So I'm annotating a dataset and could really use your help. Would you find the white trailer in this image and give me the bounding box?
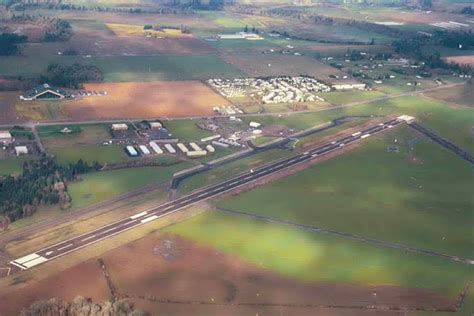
[201,135,221,142]
[177,143,189,153]
[205,144,215,153]
[189,142,202,151]
[164,144,176,154]
[186,150,207,158]
[139,145,151,155]
[212,141,229,148]
[149,141,163,154]
[126,146,138,157]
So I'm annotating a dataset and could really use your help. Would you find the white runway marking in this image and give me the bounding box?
[81,234,97,242]
[140,215,158,224]
[45,251,53,256]
[130,211,148,220]
[57,243,73,252]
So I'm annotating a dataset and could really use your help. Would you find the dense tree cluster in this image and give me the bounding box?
[21,296,150,316]
[393,31,474,74]
[0,32,27,55]
[461,6,474,15]
[0,155,101,223]
[43,18,72,42]
[39,62,103,89]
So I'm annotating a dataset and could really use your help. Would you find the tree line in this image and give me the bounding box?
[39,62,104,89]
[0,32,27,56]
[0,155,101,227]
[392,30,474,74]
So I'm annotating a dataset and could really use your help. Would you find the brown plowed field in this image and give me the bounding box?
[64,81,231,119]
[0,233,453,315]
[446,56,474,67]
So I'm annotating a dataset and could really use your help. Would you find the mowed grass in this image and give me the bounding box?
[166,211,473,295]
[69,164,188,208]
[216,126,474,258]
[0,157,29,176]
[323,90,386,105]
[164,119,212,140]
[49,145,131,165]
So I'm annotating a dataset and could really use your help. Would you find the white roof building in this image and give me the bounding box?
[15,146,28,156]
[0,131,12,142]
[112,123,128,131]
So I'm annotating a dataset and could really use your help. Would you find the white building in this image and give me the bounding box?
[0,131,13,144]
[15,146,28,156]
[112,123,128,131]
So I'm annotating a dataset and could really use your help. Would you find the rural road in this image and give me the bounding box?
[9,117,407,272]
[0,81,466,129]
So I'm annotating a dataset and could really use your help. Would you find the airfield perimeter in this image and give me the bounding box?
[7,117,406,271]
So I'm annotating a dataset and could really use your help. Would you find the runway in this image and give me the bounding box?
[9,117,406,272]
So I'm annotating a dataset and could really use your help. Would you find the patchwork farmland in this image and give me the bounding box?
[0,1,473,315]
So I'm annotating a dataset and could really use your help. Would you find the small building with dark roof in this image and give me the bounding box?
[20,84,68,101]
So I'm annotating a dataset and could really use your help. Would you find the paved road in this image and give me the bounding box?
[8,117,405,272]
[409,122,474,164]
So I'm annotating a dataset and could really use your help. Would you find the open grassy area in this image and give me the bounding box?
[216,126,474,258]
[0,157,29,176]
[323,90,386,105]
[69,163,189,208]
[164,119,212,141]
[38,124,111,148]
[48,145,132,165]
[166,210,473,296]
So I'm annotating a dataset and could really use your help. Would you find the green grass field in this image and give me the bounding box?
[164,119,213,141]
[49,145,131,165]
[323,90,386,105]
[69,163,189,208]
[216,126,474,258]
[166,210,473,295]
[0,157,29,176]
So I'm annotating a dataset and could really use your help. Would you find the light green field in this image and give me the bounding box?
[69,163,188,208]
[166,210,473,295]
[323,90,386,105]
[0,157,29,176]
[164,119,212,141]
[216,126,474,258]
[49,145,131,165]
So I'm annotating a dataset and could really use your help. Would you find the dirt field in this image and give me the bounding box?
[221,53,346,79]
[63,81,231,119]
[0,232,453,315]
[446,56,474,67]
[0,91,23,124]
[425,81,474,107]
